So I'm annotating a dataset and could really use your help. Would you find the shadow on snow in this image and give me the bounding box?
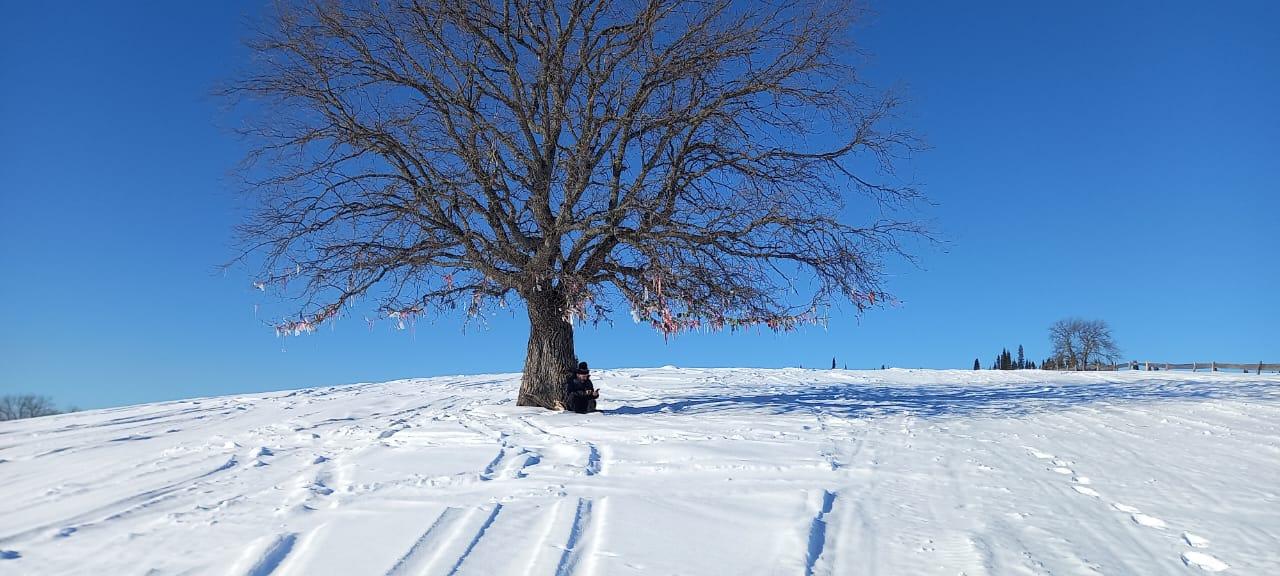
[605,377,1280,419]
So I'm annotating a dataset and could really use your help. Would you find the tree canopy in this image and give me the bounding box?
[225,0,927,407]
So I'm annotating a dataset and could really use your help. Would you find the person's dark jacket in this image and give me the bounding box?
[565,374,596,414]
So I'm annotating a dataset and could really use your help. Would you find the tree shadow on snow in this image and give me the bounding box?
[604,378,1280,419]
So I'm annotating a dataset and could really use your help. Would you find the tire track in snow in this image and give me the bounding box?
[384,504,503,576]
[469,426,544,482]
[0,454,240,545]
[584,445,602,476]
[514,416,605,478]
[522,500,569,576]
[479,447,508,481]
[445,504,503,576]
[385,508,467,576]
[553,498,597,576]
[233,532,298,576]
[507,450,543,479]
[455,410,555,482]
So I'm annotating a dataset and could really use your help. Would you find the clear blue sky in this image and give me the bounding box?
[2,1,1276,409]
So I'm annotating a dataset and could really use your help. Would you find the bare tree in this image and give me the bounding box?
[0,395,62,421]
[1048,320,1078,370]
[1049,318,1120,370]
[226,0,926,409]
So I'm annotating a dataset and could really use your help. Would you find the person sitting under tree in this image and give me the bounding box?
[565,362,599,414]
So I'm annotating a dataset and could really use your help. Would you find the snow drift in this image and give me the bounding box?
[1,368,1277,575]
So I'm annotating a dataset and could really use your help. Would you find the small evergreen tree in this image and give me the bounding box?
[1016,345,1025,370]
[973,358,981,370]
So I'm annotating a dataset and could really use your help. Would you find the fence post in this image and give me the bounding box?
[1260,361,1265,375]
[1211,361,1217,372]
[1192,362,1197,372]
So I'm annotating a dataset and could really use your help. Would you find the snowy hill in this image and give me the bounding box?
[1,368,1277,575]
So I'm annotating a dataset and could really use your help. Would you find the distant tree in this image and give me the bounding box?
[998,348,1013,370]
[973,358,981,370]
[1049,318,1120,370]
[1016,345,1025,370]
[224,0,928,410]
[1028,360,1037,370]
[0,395,62,421]
[832,357,837,370]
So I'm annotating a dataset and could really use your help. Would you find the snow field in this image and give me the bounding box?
[0,368,1277,575]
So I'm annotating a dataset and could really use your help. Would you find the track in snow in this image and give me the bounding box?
[0,368,1276,575]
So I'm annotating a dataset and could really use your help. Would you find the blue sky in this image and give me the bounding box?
[2,1,1276,410]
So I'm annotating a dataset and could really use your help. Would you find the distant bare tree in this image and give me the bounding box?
[0,395,62,421]
[226,0,926,409]
[1049,318,1120,370]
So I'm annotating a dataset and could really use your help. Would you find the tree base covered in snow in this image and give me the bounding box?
[1,368,1276,575]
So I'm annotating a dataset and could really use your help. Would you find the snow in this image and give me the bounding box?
[1,368,1277,575]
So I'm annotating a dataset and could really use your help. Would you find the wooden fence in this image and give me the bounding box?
[1092,361,1280,374]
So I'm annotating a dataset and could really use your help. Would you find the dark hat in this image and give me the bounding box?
[575,361,590,375]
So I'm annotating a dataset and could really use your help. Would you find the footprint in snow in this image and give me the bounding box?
[1181,551,1228,572]
[1182,532,1210,548]
[1111,503,1141,514]
[1072,476,1092,485]
[1028,449,1054,460]
[1072,486,1101,498]
[1131,513,1167,529]
[1051,467,1073,475]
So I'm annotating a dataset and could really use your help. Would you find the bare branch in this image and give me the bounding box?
[225,0,927,339]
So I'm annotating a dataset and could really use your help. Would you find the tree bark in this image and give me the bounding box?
[517,289,577,409]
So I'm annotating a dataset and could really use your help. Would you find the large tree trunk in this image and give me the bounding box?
[517,290,577,409]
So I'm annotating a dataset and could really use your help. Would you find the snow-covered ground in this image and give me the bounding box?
[1,368,1277,575]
